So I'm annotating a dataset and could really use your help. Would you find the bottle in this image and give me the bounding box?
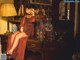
[12,24,18,33]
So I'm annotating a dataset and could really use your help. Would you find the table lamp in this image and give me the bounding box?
[0,3,17,35]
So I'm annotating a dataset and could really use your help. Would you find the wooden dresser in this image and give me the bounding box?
[0,34,55,60]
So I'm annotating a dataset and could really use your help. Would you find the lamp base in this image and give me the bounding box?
[4,30,12,35]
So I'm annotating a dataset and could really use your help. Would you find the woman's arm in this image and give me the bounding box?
[20,27,23,32]
[20,16,26,32]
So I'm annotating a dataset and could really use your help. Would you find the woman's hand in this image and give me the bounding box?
[20,27,23,32]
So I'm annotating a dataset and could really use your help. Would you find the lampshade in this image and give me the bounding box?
[0,3,17,17]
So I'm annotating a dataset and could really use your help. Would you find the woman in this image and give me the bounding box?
[7,8,35,55]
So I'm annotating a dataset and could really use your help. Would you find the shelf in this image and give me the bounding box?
[9,20,21,23]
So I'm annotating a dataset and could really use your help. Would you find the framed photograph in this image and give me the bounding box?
[59,0,65,20]
[59,0,70,20]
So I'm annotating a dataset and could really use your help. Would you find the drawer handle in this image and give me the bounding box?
[31,44,36,47]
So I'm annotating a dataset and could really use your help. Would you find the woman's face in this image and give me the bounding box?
[25,8,35,16]
[26,8,31,14]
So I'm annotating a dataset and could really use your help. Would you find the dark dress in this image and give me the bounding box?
[20,16,35,37]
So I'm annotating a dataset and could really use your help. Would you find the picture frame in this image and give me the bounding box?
[30,0,52,6]
[59,0,65,20]
[59,0,70,20]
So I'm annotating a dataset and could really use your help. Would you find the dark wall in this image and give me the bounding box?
[52,0,75,60]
